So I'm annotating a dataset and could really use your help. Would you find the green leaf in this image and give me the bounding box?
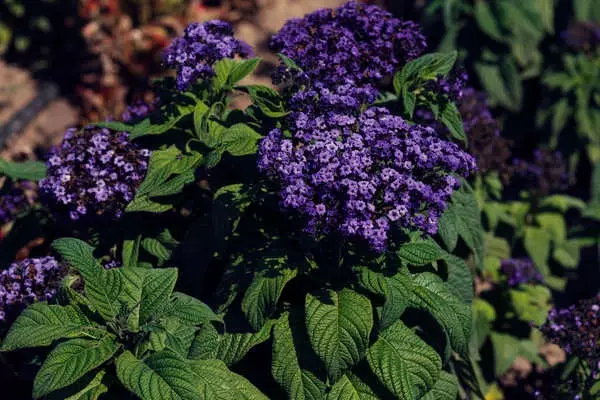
[137,147,201,197]
[326,374,380,400]
[33,336,119,398]
[147,170,195,198]
[129,104,194,140]
[240,85,289,118]
[305,289,373,382]
[0,158,46,180]
[440,102,467,143]
[449,186,485,269]
[214,58,235,91]
[272,313,327,400]
[188,359,268,399]
[490,333,520,376]
[397,239,444,266]
[523,227,551,276]
[228,58,262,86]
[189,321,272,366]
[218,123,262,156]
[62,369,108,400]
[126,195,173,213]
[116,350,202,400]
[1,303,94,351]
[509,285,551,325]
[539,195,586,212]
[357,268,412,330]
[242,256,297,330]
[52,238,122,321]
[122,234,141,268]
[420,371,459,400]
[410,272,472,358]
[166,292,222,326]
[277,53,302,71]
[402,51,458,82]
[438,208,458,251]
[139,268,177,324]
[474,1,504,41]
[91,121,134,133]
[441,254,474,304]
[366,321,441,399]
[475,54,523,111]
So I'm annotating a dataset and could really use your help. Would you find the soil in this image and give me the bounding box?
[0,0,345,161]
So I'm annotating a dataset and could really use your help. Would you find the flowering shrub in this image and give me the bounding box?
[40,126,150,222]
[2,1,600,399]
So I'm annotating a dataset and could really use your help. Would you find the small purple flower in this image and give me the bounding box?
[163,20,252,90]
[0,181,36,226]
[0,257,66,322]
[258,106,476,252]
[501,258,543,287]
[270,1,426,89]
[541,294,600,374]
[39,126,150,222]
[562,22,600,54]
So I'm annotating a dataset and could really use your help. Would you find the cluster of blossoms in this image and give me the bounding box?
[0,257,66,321]
[258,1,476,251]
[270,1,426,91]
[563,22,600,54]
[501,258,543,287]
[258,106,476,251]
[163,20,252,90]
[40,126,150,222]
[540,295,600,375]
[512,149,570,197]
[0,181,36,225]
[121,99,156,122]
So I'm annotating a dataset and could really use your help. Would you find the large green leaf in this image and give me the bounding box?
[396,239,444,266]
[305,289,373,382]
[326,374,381,400]
[52,238,123,321]
[1,303,94,351]
[0,158,46,180]
[218,123,262,156]
[474,1,504,41]
[62,370,109,400]
[119,267,178,327]
[165,292,221,326]
[410,273,472,358]
[357,268,412,330]
[242,256,297,330]
[33,336,119,398]
[441,254,474,304]
[228,58,262,86]
[116,350,202,400]
[272,313,326,400]
[440,101,467,143]
[475,54,523,111]
[129,104,194,140]
[189,321,272,366]
[188,359,268,400]
[420,371,459,400]
[366,321,441,399]
[523,226,551,276]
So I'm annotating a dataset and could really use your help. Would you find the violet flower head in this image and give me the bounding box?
[0,257,66,322]
[541,294,600,374]
[270,1,426,89]
[39,126,150,222]
[258,106,476,252]
[501,258,543,287]
[512,149,570,197]
[121,100,156,122]
[562,22,600,54]
[163,20,252,90]
[0,181,36,226]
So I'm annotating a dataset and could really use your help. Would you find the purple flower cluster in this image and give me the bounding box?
[0,181,36,225]
[40,126,150,222]
[270,1,426,89]
[541,295,600,374]
[563,22,600,54]
[121,100,156,122]
[258,106,476,251]
[0,257,66,321]
[501,258,543,287]
[512,149,570,197]
[163,20,252,90]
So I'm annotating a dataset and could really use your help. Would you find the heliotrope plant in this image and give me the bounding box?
[0,4,487,399]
